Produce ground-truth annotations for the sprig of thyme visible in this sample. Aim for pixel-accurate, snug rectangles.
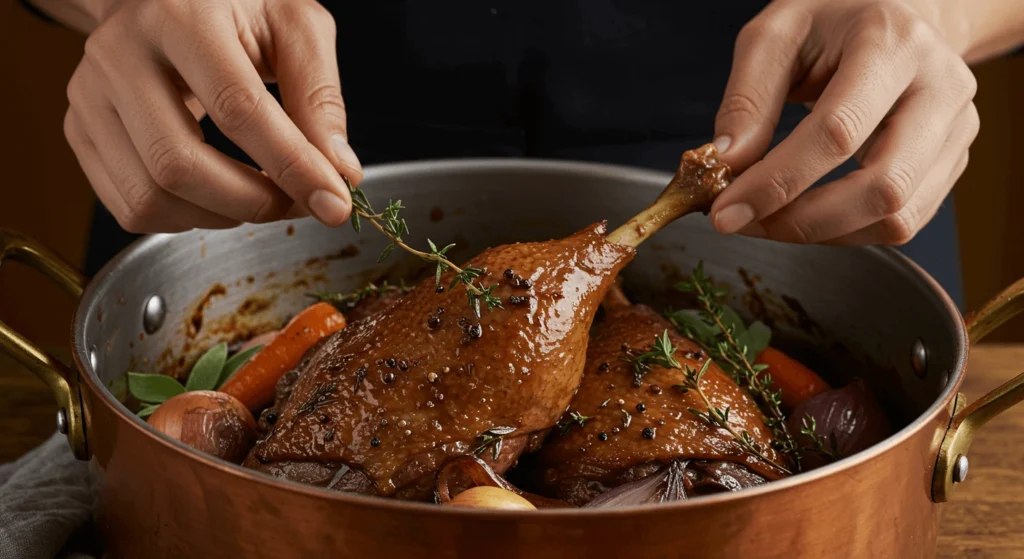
[555,411,591,436]
[627,330,791,475]
[309,279,413,311]
[671,262,803,471]
[346,178,502,317]
[799,415,842,461]
[473,426,516,461]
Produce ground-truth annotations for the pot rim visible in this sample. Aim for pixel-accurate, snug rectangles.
[71,157,969,517]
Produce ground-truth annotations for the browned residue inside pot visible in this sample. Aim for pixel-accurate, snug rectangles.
[187,283,228,338]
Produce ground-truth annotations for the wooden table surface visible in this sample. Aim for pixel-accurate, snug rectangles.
[2,345,1024,557]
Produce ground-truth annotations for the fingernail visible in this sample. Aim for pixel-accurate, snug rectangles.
[307,190,349,226]
[737,221,767,239]
[714,203,755,234]
[713,135,732,155]
[331,134,362,172]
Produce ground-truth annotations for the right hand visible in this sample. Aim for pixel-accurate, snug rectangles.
[64,0,362,232]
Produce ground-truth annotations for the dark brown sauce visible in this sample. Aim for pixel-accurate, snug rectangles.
[187,284,228,337]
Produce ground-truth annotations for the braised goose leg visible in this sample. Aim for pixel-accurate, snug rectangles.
[534,286,789,506]
[243,145,731,500]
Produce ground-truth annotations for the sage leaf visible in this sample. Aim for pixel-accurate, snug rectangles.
[737,321,772,362]
[137,404,161,419]
[128,372,185,404]
[665,309,720,345]
[218,344,264,388]
[718,305,747,337]
[185,343,227,392]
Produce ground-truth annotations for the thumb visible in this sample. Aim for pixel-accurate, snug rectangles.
[270,2,363,189]
[714,12,809,173]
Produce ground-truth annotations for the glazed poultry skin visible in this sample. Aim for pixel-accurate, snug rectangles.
[244,223,635,499]
[535,296,788,505]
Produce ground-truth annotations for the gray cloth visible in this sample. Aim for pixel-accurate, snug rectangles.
[0,433,95,559]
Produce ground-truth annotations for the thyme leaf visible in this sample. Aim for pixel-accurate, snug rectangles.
[625,329,793,475]
[345,178,503,317]
[556,411,591,436]
[669,262,803,472]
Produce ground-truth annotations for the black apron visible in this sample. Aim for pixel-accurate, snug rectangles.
[84,0,964,307]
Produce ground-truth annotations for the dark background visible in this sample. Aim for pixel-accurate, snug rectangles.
[2,0,1023,460]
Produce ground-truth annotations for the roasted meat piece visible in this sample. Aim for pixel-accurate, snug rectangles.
[243,144,731,500]
[535,288,788,506]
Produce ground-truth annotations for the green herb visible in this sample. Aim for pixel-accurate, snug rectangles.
[184,343,227,392]
[127,342,264,417]
[137,404,161,419]
[309,280,413,312]
[345,178,503,318]
[624,329,791,475]
[473,425,516,460]
[219,344,264,386]
[556,411,591,436]
[799,415,842,461]
[669,262,801,471]
[127,373,185,404]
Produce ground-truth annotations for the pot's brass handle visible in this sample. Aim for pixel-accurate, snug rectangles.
[0,229,89,459]
[932,277,1024,502]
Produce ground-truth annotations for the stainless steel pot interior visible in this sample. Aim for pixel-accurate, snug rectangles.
[73,158,966,506]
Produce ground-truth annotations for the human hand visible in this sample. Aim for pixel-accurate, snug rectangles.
[64,0,360,232]
[710,0,978,245]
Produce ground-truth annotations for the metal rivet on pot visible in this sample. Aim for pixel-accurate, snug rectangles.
[910,339,928,378]
[142,295,166,335]
[56,408,68,434]
[952,454,969,483]
[88,346,99,373]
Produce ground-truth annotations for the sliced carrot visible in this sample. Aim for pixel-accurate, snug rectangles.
[220,302,346,411]
[755,346,831,411]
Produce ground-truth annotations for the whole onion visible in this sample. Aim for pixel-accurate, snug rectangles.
[788,379,891,466]
[448,487,537,510]
[148,390,257,463]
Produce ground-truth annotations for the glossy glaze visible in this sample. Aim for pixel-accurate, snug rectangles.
[536,299,786,504]
[244,223,635,499]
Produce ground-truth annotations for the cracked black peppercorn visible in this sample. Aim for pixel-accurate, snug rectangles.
[468,323,483,339]
[385,358,396,368]
[642,427,656,439]
[427,316,441,329]
[370,437,381,447]
[503,268,514,279]
[382,371,396,383]
[598,432,609,441]
[436,285,445,293]
[598,362,610,372]
[265,411,278,425]
[398,360,409,371]
[650,385,663,395]
[636,403,646,413]
[509,295,528,306]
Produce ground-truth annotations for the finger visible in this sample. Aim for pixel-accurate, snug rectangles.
[268,1,363,184]
[64,110,144,230]
[82,30,295,224]
[159,5,353,225]
[711,28,919,234]
[752,88,965,243]
[827,105,978,246]
[714,7,811,172]
[67,66,242,233]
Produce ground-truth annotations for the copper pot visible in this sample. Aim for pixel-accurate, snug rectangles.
[2,159,1023,558]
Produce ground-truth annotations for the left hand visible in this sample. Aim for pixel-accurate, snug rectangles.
[710,0,978,245]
